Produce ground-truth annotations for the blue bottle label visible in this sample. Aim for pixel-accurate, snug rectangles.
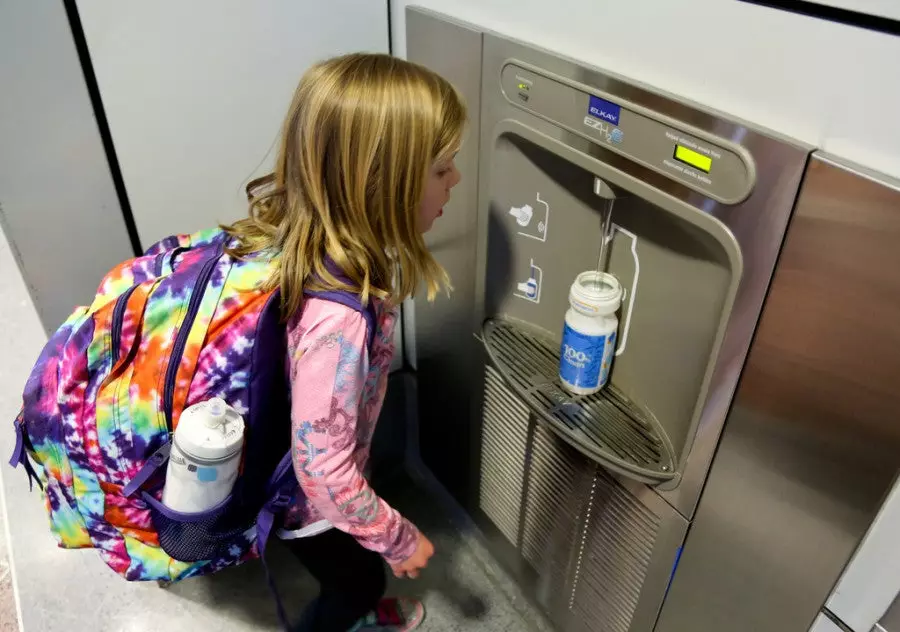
[559,324,616,389]
[196,466,219,482]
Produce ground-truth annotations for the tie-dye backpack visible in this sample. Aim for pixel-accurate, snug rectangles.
[9,228,374,624]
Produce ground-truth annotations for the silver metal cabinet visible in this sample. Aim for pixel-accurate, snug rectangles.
[655,154,900,632]
[406,7,814,632]
[405,9,485,490]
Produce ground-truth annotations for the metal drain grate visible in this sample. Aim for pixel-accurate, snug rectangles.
[482,318,676,483]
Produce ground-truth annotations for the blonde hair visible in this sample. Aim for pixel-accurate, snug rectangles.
[223,53,467,318]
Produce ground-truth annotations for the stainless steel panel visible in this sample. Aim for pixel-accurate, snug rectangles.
[474,31,810,520]
[498,61,755,203]
[0,1,135,332]
[405,8,484,502]
[655,153,900,632]
[408,10,826,632]
[482,121,740,483]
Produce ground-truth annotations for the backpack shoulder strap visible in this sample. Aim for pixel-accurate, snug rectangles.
[303,289,378,353]
[261,287,379,631]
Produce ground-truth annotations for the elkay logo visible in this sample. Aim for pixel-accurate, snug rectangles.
[588,95,621,125]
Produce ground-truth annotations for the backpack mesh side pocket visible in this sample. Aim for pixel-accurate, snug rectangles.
[142,492,252,562]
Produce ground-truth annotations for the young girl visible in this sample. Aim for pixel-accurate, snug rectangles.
[224,54,465,631]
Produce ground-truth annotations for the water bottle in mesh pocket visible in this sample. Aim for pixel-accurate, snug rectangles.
[142,491,252,562]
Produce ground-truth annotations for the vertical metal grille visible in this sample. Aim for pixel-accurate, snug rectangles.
[478,363,663,632]
[568,469,661,632]
[520,424,590,571]
[521,423,595,619]
[478,365,530,545]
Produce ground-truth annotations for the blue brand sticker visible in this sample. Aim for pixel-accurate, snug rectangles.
[588,95,621,125]
[196,466,218,483]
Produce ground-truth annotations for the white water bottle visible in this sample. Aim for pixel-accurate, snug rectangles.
[161,398,245,513]
[559,271,623,395]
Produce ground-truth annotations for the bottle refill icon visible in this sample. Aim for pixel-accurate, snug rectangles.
[517,261,540,299]
[162,398,245,513]
[509,204,534,227]
[559,178,622,394]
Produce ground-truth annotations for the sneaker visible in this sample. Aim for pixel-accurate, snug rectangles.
[349,597,425,631]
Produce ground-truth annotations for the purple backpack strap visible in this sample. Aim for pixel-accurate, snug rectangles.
[10,417,40,491]
[257,286,378,630]
[303,289,378,352]
[256,452,296,630]
[306,258,378,352]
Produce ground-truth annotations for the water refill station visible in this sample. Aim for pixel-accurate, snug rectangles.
[405,8,811,632]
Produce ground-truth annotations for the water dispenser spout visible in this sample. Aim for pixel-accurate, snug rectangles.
[593,177,616,200]
[594,177,616,278]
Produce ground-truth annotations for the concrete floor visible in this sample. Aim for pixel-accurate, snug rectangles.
[0,227,548,631]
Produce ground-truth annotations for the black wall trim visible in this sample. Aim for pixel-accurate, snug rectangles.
[62,0,144,256]
[386,0,394,55]
[739,0,900,37]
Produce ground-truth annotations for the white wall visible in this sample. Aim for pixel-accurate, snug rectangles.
[392,0,900,180]
[77,0,390,247]
[825,475,900,632]
[0,0,134,332]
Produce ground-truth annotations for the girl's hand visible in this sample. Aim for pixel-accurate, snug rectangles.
[390,532,435,579]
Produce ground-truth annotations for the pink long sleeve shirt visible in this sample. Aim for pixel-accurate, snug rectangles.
[276,296,419,565]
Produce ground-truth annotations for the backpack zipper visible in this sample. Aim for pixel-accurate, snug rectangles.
[155,246,189,277]
[162,246,223,430]
[110,285,138,360]
[113,245,189,360]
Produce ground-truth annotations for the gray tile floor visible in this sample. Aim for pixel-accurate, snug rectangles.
[0,470,17,632]
[0,226,546,631]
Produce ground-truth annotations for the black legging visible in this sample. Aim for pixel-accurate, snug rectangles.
[286,528,387,632]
